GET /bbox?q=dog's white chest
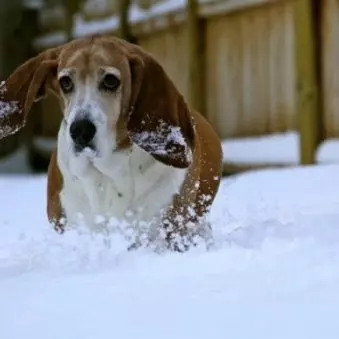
[57,133,187,230]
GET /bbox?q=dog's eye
[59,75,74,94]
[100,74,120,91]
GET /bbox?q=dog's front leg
[47,149,67,233]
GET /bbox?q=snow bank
[317,138,339,164]
[1,164,339,338]
[222,132,339,166]
[0,146,32,174]
[222,131,299,165]
[34,0,187,48]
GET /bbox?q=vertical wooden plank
[253,10,270,134]
[294,0,321,164]
[205,15,245,138]
[321,0,339,138]
[241,12,254,135]
[282,1,297,130]
[180,27,189,99]
[274,5,286,131]
[205,19,218,132]
[139,26,189,101]
[224,15,244,137]
[171,26,189,98]
[63,0,83,41]
[268,4,280,132]
[186,0,205,114]
[119,0,138,43]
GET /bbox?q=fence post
[187,0,205,115]
[63,0,83,41]
[119,0,138,44]
[294,0,321,165]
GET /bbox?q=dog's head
[0,36,194,168]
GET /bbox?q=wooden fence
[27,0,337,171]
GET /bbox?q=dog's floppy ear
[127,51,194,169]
[0,47,61,140]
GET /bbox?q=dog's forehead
[58,41,127,78]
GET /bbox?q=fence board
[205,0,296,138]
[138,25,189,99]
[322,0,339,138]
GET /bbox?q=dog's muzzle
[69,118,96,151]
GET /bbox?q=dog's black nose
[69,118,96,149]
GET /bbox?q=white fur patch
[57,121,187,243]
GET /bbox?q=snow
[132,121,192,161]
[0,82,21,118]
[73,13,119,37]
[0,100,20,119]
[32,136,56,153]
[221,132,339,166]
[222,131,299,165]
[33,0,279,49]
[23,0,43,9]
[0,146,32,174]
[316,138,339,164]
[1,163,339,338]
[34,0,186,48]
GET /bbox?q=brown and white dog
[0,36,222,251]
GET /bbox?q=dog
[0,35,222,251]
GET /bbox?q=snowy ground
[222,131,339,166]
[222,132,300,165]
[1,164,339,338]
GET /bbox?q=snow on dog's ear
[0,47,61,140]
[127,50,194,169]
